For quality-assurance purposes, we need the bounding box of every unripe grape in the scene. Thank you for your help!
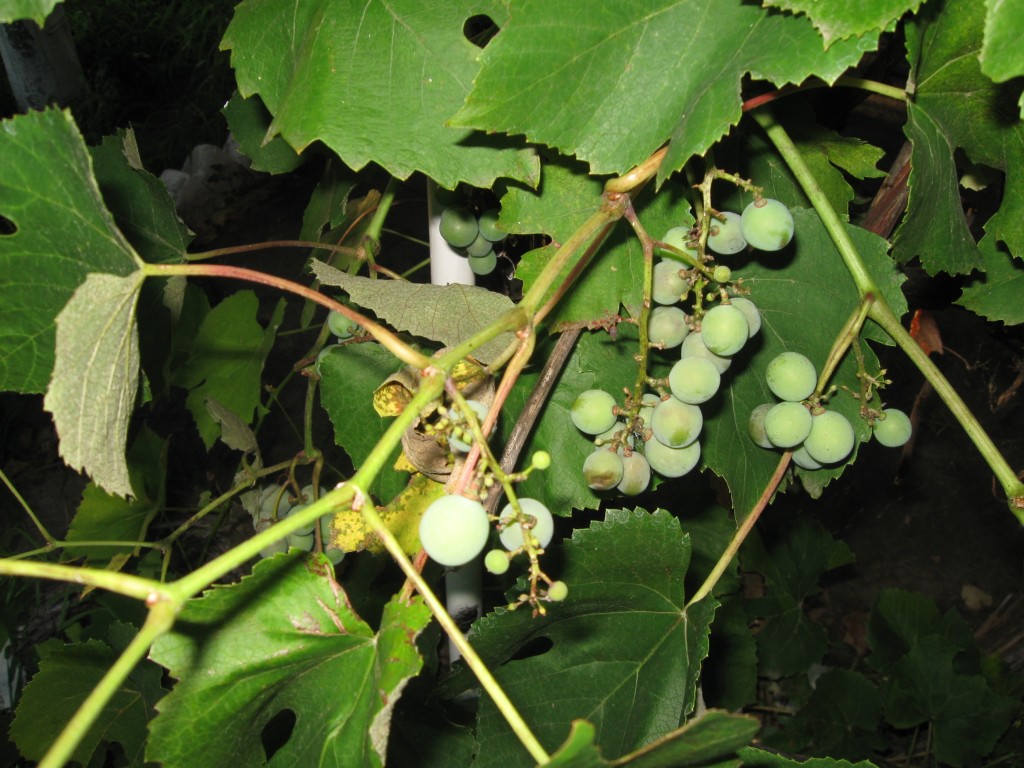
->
[595,420,633,448]
[616,452,652,495]
[791,445,822,470]
[531,450,551,470]
[766,352,817,402]
[741,198,794,251]
[803,410,855,464]
[668,356,721,405]
[469,251,497,275]
[284,503,316,535]
[653,260,687,305]
[644,436,701,478]
[547,581,569,601]
[439,206,478,248]
[637,393,660,428]
[256,485,293,522]
[747,403,775,449]
[478,208,505,242]
[419,495,490,567]
[661,226,698,258]
[764,401,813,448]
[701,303,749,356]
[707,211,747,255]
[259,538,289,559]
[499,498,554,551]
[583,448,625,490]
[680,331,732,374]
[729,297,761,337]
[713,265,732,283]
[287,530,315,551]
[484,549,510,575]
[873,408,912,448]
[449,399,490,453]
[651,396,702,448]
[648,306,689,348]
[327,310,356,340]
[466,232,494,258]
[571,389,618,435]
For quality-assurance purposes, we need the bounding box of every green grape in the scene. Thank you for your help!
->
[468,251,497,275]
[653,260,687,305]
[284,503,316,535]
[583,448,624,490]
[259,537,289,559]
[287,530,315,551]
[873,408,912,448]
[484,549,510,575]
[532,450,551,470]
[668,356,721,405]
[651,396,702,448]
[449,399,490,453]
[638,393,660,428]
[547,580,569,601]
[713,265,732,283]
[616,452,652,495]
[595,419,633,448]
[680,331,732,374]
[707,211,747,255]
[700,303,749,356]
[327,310,356,340]
[803,410,855,464]
[729,297,761,338]
[418,495,490,567]
[648,306,689,348]
[660,226,698,258]
[466,231,493,258]
[478,208,505,242]
[766,351,817,402]
[439,206,479,248]
[764,401,812,448]
[324,547,346,565]
[571,389,617,435]
[747,403,775,449]
[741,198,794,251]
[644,436,701,478]
[791,445,822,470]
[256,485,292,523]
[499,498,554,551]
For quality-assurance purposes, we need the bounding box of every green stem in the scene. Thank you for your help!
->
[39,599,177,768]
[815,296,874,399]
[185,239,360,262]
[0,559,165,602]
[0,467,55,544]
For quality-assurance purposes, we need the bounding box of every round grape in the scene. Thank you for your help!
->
[571,389,617,435]
[651,396,702,448]
[449,399,490,453]
[680,331,732,374]
[803,410,855,464]
[764,401,813,448]
[747,403,775,449]
[729,297,761,338]
[873,408,912,448]
[595,420,633,448]
[466,232,493,258]
[287,530,315,551]
[668,356,721,405]
[327,310,356,340]
[707,211,747,255]
[741,198,794,251]
[653,260,688,305]
[469,251,497,275]
[583,448,624,490]
[484,549,510,575]
[766,352,817,402]
[439,206,479,248]
[701,303,749,356]
[638,393,660,428]
[532,450,551,470]
[259,537,289,559]
[713,265,732,283]
[478,208,505,242]
[661,226,698,258]
[791,445,822,470]
[256,485,293,522]
[616,452,652,496]
[419,495,490,567]
[547,581,569,602]
[648,306,689,348]
[645,436,701,478]
[499,498,555,551]
[283,503,316,535]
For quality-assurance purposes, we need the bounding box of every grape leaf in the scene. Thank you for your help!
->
[866,589,976,674]
[956,235,1024,324]
[459,509,717,766]
[739,746,880,768]
[43,271,144,497]
[898,0,1024,273]
[310,262,516,363]
[222,91,305,174]
[0,108,141,394]
[0,0,60,23]
[452,0,877,183]
[761,0,923,45]
[221,0,537,190]
[980,0,1024,104]
[148,553,431,768]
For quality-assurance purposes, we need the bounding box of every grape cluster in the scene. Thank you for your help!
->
[438,205,506,275]
[251,484,345,564]
[705,198,795,256]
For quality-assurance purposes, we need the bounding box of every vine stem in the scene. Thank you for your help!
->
[0,559,165,601]
[185,239,361,262]
[752,107,1024,519]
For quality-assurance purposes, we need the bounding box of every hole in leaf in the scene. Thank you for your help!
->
[509,635,553,661]
[261,708,296,760]
[0,215,16,236]
[463,15,498,48]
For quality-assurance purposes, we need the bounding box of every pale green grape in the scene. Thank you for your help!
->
[419,495,490,567]
[713,265,732,283]
[803,410,855,464]
[648,306,689,348]
[583,448,624,490]
[449,399,490,453]
[747,403,775,449]
[616,452,651,495]
[668,356,721,405]
[700,303,749,356]
[638,393,660,428]
[680,331,732,374]
[645,436,700,478]
[741,198,794,251]
[466,231,493,258]
[764,401,812,448]
[571,389,617,435]
[873,408,912,448]
[327,310,356,340]
[653,260,687,305]
[707,211,747,255]
[766,351,817,402]
[256,485,292,523]
[651,396,702,448]
[284,503,316,535]
[287,531,315,551]
[259,537,289,559]
[729,297,761,337]
[478,208,505,242]
[547,580,569,601]
[499,498,554,551]
[532,450,551,470]
[661,226,698,258]
[484,549,510,575]
[791,445,822,470]
[439,206,478,248]
[469,251,497,275]
[594,420,633,448]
